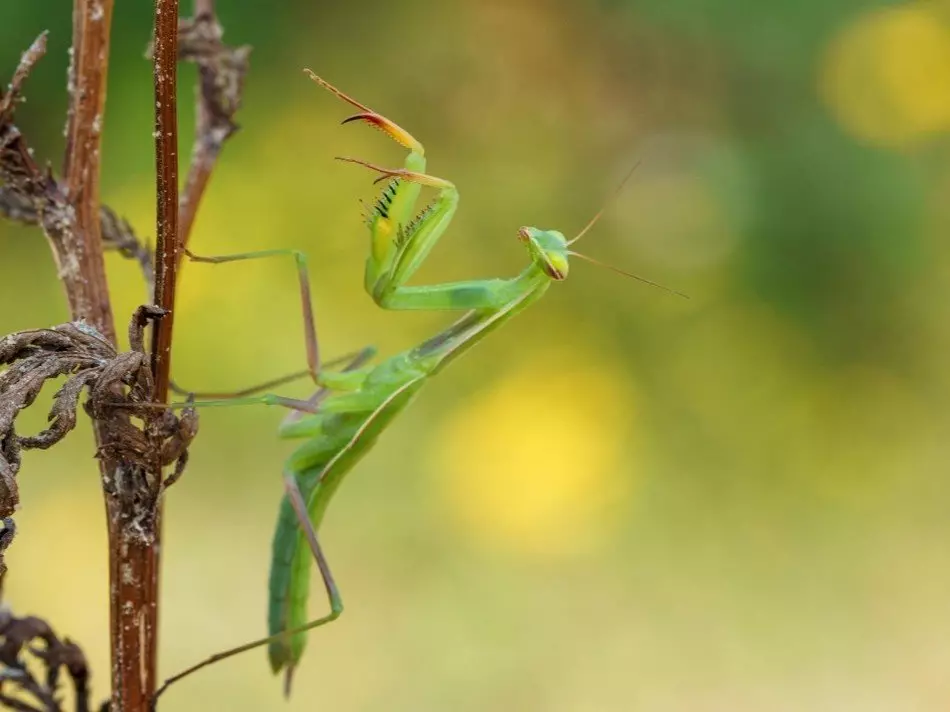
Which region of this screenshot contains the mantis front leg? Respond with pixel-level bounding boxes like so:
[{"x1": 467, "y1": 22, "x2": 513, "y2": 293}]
[
  {"x1": 340, "y1": 159, "x2": 525, "y2": 312},
  {"x1": 311, "y1": 74, "x2": 527, "y2": 313},
  {"x1": 341, "y1": 159, "x2": 552, "y2": 318}
]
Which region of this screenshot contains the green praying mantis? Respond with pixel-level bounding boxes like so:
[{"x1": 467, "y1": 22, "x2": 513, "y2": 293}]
[{"x1": 153, "y1": 70, "x2": 686, "y2": 703}]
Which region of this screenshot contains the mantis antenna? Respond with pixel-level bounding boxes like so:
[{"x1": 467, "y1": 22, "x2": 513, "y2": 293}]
[
  {"x1": 568, "y1": 250, "x2": 689, "y2": 298},
  {"x1": 567, "y1": 160, "x2": 642, "y2": 246},
  {"x1": 566, "y1": 160, "x2": 688, "y2": 299}
]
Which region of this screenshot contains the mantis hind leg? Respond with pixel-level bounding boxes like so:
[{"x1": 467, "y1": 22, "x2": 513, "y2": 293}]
[
  {"x1": 151, "y1": 470, "x2": 342, "y2": 703},
  {"x1": 169, "y1": 347, "x2": 377, "y2": 400},
  {"x1": 271, "y1": 469, "x2": 343, "y2": 695},
  {"x1": 156, "y1": 348, "x2": 374, "y2": 415}
]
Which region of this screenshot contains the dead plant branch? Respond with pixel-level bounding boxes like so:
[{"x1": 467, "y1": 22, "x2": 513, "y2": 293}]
[
  {"x1": 61, "y1": 1, "x2": 117, "y2": 340},
  {"x1": 150, "y1": 0, "x2": 181, "y2": 407},
  {"x1": 174, "y1": 7, "x2": 251, "y2": 252},
  {"x1": 0, "y1": 310, "x2": 198, "y2": 543},
  {"x1": 0, "y1": 197, "x2": 155, "y2": 294},
  {"x1": 0, "y1": 607, "x2": 100, "y2": 712}
]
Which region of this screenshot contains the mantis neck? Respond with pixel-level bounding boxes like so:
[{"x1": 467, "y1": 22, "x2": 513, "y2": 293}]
[{"x1": 413, "y1": 264, "x2": 551, "y2": 373}]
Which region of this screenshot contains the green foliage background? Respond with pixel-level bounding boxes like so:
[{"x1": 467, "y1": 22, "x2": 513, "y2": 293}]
[{"x1": 3, "y1": 0, "x2": 950, "y2": 709}]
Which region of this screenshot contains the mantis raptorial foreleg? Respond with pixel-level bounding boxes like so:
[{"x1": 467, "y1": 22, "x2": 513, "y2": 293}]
[
  {"x1": 313, "y1": 76, "x2": 538, "y2": 313},
  {"x1": 341, "y1": 159, "x2": 532, "y2": 311}
]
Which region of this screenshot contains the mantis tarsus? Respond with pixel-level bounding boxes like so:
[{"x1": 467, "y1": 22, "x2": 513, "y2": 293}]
[{"x1": 153, "y1": 70, "x2": 685, "y2": 703}]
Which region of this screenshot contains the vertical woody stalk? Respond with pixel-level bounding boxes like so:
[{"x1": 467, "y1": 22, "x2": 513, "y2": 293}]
[
  {"x1": 146, "y1": 0, "x2": 181, "y2": 708},
  {"x1": 151, "y1": 5, "x2": 180, "y2": 414},
  {"x1": 60, "y1": 2, "x2": 153, "y2": 710},
  {"x1": 61, "y1": 4, "x2": 116, "y2": 334}
]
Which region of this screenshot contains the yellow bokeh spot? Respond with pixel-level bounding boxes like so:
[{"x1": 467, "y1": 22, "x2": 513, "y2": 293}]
[
  {"x1": 820, "y1": 4, "x2": 950, "y2": 147},
  {"x1": 430, "y1": 350, "x2": 635, "y2": 557}
]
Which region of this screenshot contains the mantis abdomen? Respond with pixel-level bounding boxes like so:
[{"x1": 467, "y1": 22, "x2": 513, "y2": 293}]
[{"x1": 267, "y1": 377, "x2": 425, "y2": 675}]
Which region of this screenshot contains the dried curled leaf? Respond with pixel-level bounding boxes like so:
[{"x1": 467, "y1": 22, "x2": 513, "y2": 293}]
[
  {"x1": 0, "y1": 308, "x2": 199, "y2": 571},
  {"x1": 0, "y1": 606, "x2": 99, "y2": 712}
]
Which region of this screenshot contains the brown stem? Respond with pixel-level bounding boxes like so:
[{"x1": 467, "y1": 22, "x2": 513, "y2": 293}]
[
  {"x1": 60, "y1": 2, "x2": 116, "y2": 337},
  {"x1": 65, "y1": 0, "x2": 162, "y2": 705},
  {"x1": 152, "y1": 0, "x2": 181, "y2": 403},
  {"x1": 60, "y1": 4, "x2": 157, "y2": 711},
  {"x1": 135, "y1": 1, "x2": 182, "y2": 710}
]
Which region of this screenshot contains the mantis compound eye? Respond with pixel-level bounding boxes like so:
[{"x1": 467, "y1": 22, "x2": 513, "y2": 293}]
[{"x1": 542, "y1": 251, "x2": 569, "y2": 281}]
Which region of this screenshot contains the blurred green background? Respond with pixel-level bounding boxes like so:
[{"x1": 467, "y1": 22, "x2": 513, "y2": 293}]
[{"x1": 3, "y1": 0, "x2": 950, "y2": 709}]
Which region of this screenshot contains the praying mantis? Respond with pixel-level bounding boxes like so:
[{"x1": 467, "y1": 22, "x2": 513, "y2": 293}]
[{"x1": 153, "y1": 70, "x2": 685, "y2": 703}]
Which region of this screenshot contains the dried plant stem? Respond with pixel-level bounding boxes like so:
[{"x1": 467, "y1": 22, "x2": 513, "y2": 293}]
[
  {"x1": 0, "y1": 20, "x2": 142, "y2": 708},
  {"x1": 60, "y1": 2, "x2": 116, "y2": 338},
  {"x1": 134, "y1": 0, "x2": 182, "y2": 710},
  {"x1": 152, "y1": 0, "x2": 180, "y2": 403},
  {"x1": 60, "y1": 2, "x2": 159, "y2": 711}
]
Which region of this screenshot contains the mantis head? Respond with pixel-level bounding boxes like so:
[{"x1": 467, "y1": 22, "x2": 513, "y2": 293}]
[
  {"x1": 518, "y1": 227, "x2": 570, "y2": 281},
  {"x1": 517, "y1": 164, "x2": 689, "y2": 298}
]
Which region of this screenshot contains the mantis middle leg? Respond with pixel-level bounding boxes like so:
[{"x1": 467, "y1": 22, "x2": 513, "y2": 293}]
[{"x1": 184, "y1": 247, "x2": 321, "y2": 382}]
